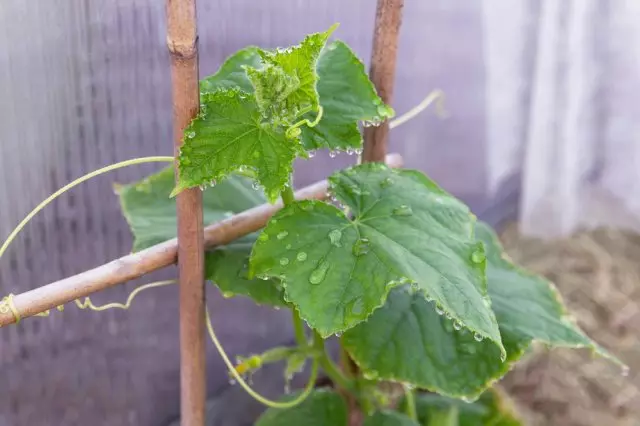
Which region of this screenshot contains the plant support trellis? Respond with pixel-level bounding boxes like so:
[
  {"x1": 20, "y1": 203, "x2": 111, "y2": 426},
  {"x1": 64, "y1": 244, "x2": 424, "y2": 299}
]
[{"x1": 0, "y1": 0, "x2": 624, "y2": 425}]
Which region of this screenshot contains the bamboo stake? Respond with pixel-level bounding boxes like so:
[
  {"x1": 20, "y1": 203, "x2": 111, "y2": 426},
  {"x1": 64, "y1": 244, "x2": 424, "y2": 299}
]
[
  {"x1": 166, "y1": 0, "x2": 205, "y2": 424},
  {"x1": 0, "y1": 154, "x2": 403, "y2": 328},
  {"x1": 362, "y1": 0, "x2": 405, "y2": 163}
]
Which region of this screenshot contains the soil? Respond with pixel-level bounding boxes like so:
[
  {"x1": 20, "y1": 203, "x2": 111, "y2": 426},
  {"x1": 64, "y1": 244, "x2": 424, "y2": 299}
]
[{"x1": 498, "y1": 223, "x2": 640, "y2": 426}]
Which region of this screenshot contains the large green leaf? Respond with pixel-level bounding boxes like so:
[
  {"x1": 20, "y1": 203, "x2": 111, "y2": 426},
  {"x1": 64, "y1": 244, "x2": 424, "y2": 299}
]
[
  {"x1": 475, "y1": 222, "x2": 612, "y2": 357},
  {"x1": 342, "y1": 222, "x2": 615, "y2": 398},
  {"x1": 117, "y1": 166, "x2": 263, "y2": 252},
  {"x1": 342, "y1": 286, "x2": 522, "y2": 398},
  {"x1": 250, "y1": 163, "x2": 503, "y2": 352},
  {"x1": 248, "y1": 25, "x2": 337, "y2": 123},
  {"x1": 173, "y1": 88, "x2": 305, "y2": 202},
  {"x1": 200, "y1": 47, "x2": 262, "y2": 94},
  {"x1": 410, "y1": 389, "x2": 523, "y2": 426},
  {"x1": 255, "y1": 389, "x2": 347, "y2": 426},
  {"x1": 363, "y1": 411, "x2": 420, "y2": 426},
  {"x1": 300, "y1": 41, "x2": 395, "y2": 152},
  {"x1": 205, "y1": 248, "x2": 285, "y2": 307}
]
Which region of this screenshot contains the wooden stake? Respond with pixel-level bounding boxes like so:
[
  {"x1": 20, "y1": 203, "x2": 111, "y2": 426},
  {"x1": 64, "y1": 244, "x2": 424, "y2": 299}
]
[
  {"x1": 166, "y1": 0, "x2": 205, "y2": 424},
  {"x1": 362, "y1": 0, "x2": 405, "y2": 163}
]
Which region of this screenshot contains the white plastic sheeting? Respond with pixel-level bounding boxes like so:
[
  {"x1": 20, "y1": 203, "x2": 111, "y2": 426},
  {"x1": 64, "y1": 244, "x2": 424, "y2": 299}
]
[{"x1": 484, "y1": 0, "x2": 640, "y2": 237}]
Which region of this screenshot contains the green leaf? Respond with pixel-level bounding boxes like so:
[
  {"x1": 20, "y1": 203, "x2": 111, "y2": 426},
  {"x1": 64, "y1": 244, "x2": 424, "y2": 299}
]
[
  {"x1": 255, "y1": 389, "x2": 347, "y2": 426},
  {"x1": 248, "y1": 24, "x2": 338, "y2": 123},
  {"x1": 300, "y1": 41, "x2": 395, "y2": 152},
  {"x1": 475, "y1": 222, "x2": 614, "y2": 359},
  {"x1": 342, "y1": 221, "x2": 617, "y2": 398},
  {"x1": 205, "y1": 248, "x2": 285, "y2": 307},
  {"x1": 411, "y1": 389, "x2": 523, "y2": 426},
  {"x1": 174, "y1": 88, "x2": 304, "y2": 202},
  {"x1": 363, "y1": 411, "x2": 420, "y2": 426},
  {"x1": 200, "y1": 47, "x2": 262, "y2": 94},
  {"x1": 117, "y1": 166, "x2": 263, "y2": 252},
  {"x1": 342, "y1": 286, "x2": 520, "y2": 398},
  {"x1": 250, "y1": 163, "x2": 503, "y2": 351}
]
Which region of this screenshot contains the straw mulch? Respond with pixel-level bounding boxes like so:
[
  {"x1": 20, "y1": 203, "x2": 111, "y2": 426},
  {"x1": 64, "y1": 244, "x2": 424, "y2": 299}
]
[{"x1": 499, "y1": 224, "x2": 640, "y2": 426}]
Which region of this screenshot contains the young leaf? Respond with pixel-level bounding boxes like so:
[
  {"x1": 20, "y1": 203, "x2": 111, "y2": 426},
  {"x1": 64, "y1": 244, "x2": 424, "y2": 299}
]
[
  {"x1": 255, "y1": 389, "x2": 347, "y2": 426},
  {"x1": 205, "y1": 248, "x2": 285, "y2": 307},
  {"x1": 173, "y1": 88, "x2": 305, "y2": 202},
  {"x1": 200, "y1": 47, "x2": 262, "y2": 94},
  {"x1": 250, "y1": 163, "x2": 504, "y2": 353},
  {"x1": 117, "y1": 166, "x2": 263, "y2": 251},
  {"x1": 363, "y1": 411, "x2": 420, "y2": 426},
  {"x1": 247, "y1": 24, "x2": 338, "y2": 123},
  {"x1": 341, "y1": 222, "x2": 618, "y2": 398},
  {"x1": 300, "y1": 41, "x2": 395, "y2": 152}
]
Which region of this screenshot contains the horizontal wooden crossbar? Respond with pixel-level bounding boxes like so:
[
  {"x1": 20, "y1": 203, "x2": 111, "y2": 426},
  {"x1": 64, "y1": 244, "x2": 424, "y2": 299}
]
[{"x1": 0, "y1": 153, "x2": 403, "y2": 327}]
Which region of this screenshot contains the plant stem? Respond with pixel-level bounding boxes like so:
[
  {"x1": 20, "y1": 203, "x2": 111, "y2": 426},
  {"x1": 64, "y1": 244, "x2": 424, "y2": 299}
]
[
  {"x1": 313, "y1": 331, "x2": 353, "y2": 392},
  {"x1": 404, "y1": 386, "x2": 418, "y2": 421},
  {"x1": 292, "y1": 310, "x2": 308, "y2": 347}
]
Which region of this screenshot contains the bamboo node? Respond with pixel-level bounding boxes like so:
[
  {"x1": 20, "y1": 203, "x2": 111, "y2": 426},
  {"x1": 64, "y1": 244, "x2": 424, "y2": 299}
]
[{"x1": 166, "y1": 37, "x2": 198, "y2": 59}]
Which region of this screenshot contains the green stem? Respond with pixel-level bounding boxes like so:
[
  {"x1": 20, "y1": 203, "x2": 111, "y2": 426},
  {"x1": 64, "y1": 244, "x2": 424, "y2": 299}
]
[
  {"x1": 292, "y1": 310, "x2": 307, "y2": 347},
  {"x1": 313, "y1": 331, "x2": 353, "y2": 392},
  {"x1": 404, "y1": 386, "x2": 418, "y2": 422}
]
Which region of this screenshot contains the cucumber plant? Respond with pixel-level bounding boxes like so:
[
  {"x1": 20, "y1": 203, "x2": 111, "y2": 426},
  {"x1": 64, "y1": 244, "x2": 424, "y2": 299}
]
[{"x1": 118, "y1": 25, "x2": 619, "y2": 425}]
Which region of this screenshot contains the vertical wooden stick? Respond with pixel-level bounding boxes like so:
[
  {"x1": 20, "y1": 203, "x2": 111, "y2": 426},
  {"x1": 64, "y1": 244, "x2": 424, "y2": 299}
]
[
  {"x1": 362, "y1": 0, "x2": 405, "y2": 163},
  {"x1": 166, "y1": 1, "x2": 206, "y2": 425}
]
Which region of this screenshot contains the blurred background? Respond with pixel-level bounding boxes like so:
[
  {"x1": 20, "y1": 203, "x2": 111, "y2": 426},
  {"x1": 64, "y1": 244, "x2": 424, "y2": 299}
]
[{"x1": 1, "y1": 0, "x2": 639, "y2": 425}]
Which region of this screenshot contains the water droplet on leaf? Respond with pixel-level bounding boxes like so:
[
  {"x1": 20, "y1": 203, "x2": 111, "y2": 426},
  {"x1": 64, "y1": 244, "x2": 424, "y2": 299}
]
[
  {"x1": 352, "y1": 238, "x2": 370, "y2": 256},
  {"x1": 473, "y1": 333, "x2": 483, "y2": 342},
  {"x1": 453, "y1": 321, "x2": 462, "y2": 331},
  {"x1": 328, "y1": 229, "x2": 342, "y2": 247},
  {"x1": 308, "y1": 150, "x2": 316, "y2": 158},
  {"x1": 309, "y1": 261, "x2": 330, "y2": 285},
  {"x1": 186, "y1": 131, "x2": 196, "y2": 139},
  {"x1": 222, "y1": 291, "x2": 234, "y2": 298},
  {"x1": 435, "y1": 305, "x2": 444, "y2": 316},
  {"x1": 252, "y1": 181, "x2": 260, "y2": 190},
  {"x1": 296, "y1": 252, "x2": 308, "y2": 262},
  {"x1": 277, "y1": 231, "x2": 289, "y2": 240},
  {"x1": 471, "y1": 250, "x2": 485, "y2": 263},
  {"x1": 393, "y1": 205, "x2": 413, "y2": 216},
  {"x1": 258, "y1": 233, "x2": 269, "y2": 242},
  {"x1": 329, "y1": 150, "x2": 337, "y2": 158},
  {"x1": 280, "y1": 257, "x2": 289, "y2": 266}
]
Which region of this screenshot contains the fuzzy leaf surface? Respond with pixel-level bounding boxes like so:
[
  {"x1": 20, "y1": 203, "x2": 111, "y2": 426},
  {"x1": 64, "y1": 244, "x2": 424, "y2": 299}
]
[
  {"x1": 205, "y1": 248, "x2": 285, "y2": 307},
  {"x1": 250, "y1": 163, "x2": 503, "y2": 349},
  {"x1": 363, "y1": 411, "x2": 420, "y2": 426},
  {"x1": 255, "y1": 389, "x2": 347, "y2": 426},
  {"x1": 200, "y1": 47, "x2": 262, "y2": 94},
  {"x1": 117, "y1": 166, "x2": 263, "y2": 251},
  {"x1": 301, "y1": 41, "x2": 394, "y2": 152},
  {"x1": 174, "y1": 88, "x2": 304, "y2": 202},
  {"x1": 248, "y1": 25, "x2": 337, "y2": 122},
  {"x1": 342, "y1": 222, "x2": 615, "y2": 398}
]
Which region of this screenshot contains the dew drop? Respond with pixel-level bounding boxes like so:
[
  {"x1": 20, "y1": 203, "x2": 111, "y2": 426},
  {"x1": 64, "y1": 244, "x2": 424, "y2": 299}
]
[
  {"x1": 380, "y1": 177, "x2": 393, "y2": 188},
  {"x1": 352, "y1": 238, "x2": 370, "y2": 256},
  {"x1": 296, "y1": 252, "x2": 308, "y2": 262},
  {"x1": 328, "y1": 229, "x2": 343, "y2": 247},
  {"x1": 392, "y1": 205, "x2": 413, "y2": 216},
  {"x1": 453, "y1": 321, "x2": 462, "y2": 331},
  {"x1": 279, "y1": 257, "x2": 290, "y2": 266},
  {"x1": 309, "y1": 261, "x2": 330, "y2": 285},
  {"x1": 286, "y1": 244, "x2": 292, "y2": 250},
  {"x1": 258, "y1": 233, "x2": 269, "y2": 242},
  {"x1": 435, "y1": 305, "x2": 445, "y2": 316},
  {"x1": 252, "y1": 181, "x2": 260, "y2": 190},
  {"x1": 473, "y1": 333, "x2": 483, "y2": 342},
  {"x1": 222, "y1": 291, "x2": 234, "y2": 298},
  {"x1": 186, "y1": 131, "x2": 196, "y2": 139},
  {"x1": 346, "y1": 148, "x2": 354, "y2": 156},
  {"x1": 329, "y1": 150, "x2": 337, "y2": 158},
  {"x1": 471, "y1": 250, "x2": 485, "y2": 264},
  {"x1": 277, "y1": 231, "x2": 289, "y2": 240},
  {"x1": 355, "y1": 148, "x2": 363, "y2": 155},
  {"x1": 308, "y1": 150, "x2": 316, "y2": 158}
]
